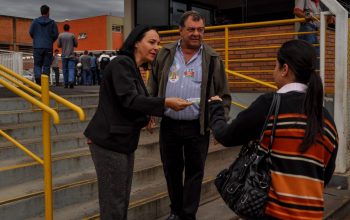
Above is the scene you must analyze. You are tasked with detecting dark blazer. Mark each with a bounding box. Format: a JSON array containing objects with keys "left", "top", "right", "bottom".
[{"left": 84, "top": 55, "right": 165, "bottom": 154}]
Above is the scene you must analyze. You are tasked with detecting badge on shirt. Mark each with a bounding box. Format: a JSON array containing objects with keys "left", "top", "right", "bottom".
[
  {"left": 169, "top": 63, "right": 180, "bottom": 83},
  {"left": 169, "top": 72, "right": 179, "bottom": 83},
  {"left": 184, "top": 68, "right": 195, "bottom": 78}
]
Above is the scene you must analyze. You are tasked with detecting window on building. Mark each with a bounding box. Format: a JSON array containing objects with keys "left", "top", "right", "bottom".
[
  {"left": 112, "top": 25, "right": 123, "bottom": 32},
  {"left": 0, "top": 44, "right": 10, "bottom": 51},
  {"left": 78, "top": 33, "right": 87, "bottom": 40},
  {"left": 18, "top": 45, "right": 33, "bottom": 53}
]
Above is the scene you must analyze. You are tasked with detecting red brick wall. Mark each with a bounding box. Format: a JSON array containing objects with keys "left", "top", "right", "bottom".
[
  {"left": 158, "top": 24, "right": 336, "bottom": 94},
  {"left": 112, "top": 32, "right": 123, "bottom": 50},
  {"left": 0, "top": 16, "right": 14, "bottom": 44},
  {"left": 325, "top": 29, "right": 335, "bottom": 94},
  {"left": 54, "top": 16, "right": 108, "bottom": 52},
  {"left": 15, "top": 18, "right": 32, "bottom": 44}
]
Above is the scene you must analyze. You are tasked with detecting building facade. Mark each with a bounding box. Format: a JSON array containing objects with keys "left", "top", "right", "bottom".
[{"left": 0, "top": 15, "right": 124, "bottom": 53}]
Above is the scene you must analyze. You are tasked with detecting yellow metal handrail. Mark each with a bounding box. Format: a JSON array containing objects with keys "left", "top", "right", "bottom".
[
  {"left": 159, "top": 18, "right": 306, "bottom": 34},
  {"left": 0, "top": 74, "right": 55, "bottom": 220},
  {"left": 0, "top": 64, "right": 87, "bottom": 220},
  {"left": 0, "top": 130, "right": 44, "bottom": 164},
  {"left": 0, "top": 65, "right": 85, "bottom": 121},
  {"left": 0, "top": 77, "right": 60, "bottom": 123},
  {"left": 226, "top": 69, "right": 277, "bottom": 90}
]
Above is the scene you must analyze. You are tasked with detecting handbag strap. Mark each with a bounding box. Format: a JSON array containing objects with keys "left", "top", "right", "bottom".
[{"left": 258, "top": 93, "right": 281, "bottom": 152}]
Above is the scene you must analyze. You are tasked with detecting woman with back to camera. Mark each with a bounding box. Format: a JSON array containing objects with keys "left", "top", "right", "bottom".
[
  {"left": 84, "top": 25, "right": 192, "bottom": 220},
  {"left": 209, "top": 40, "right": 338, "bottom": 219}
]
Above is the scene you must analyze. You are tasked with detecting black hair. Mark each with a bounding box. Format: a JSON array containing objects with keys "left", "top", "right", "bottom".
[
  {"left": 40, "top": 5, "right": 50, "bottom": 15},
  {"left": 277, "top": 39, "right": 323, "bottom": 152},
  {"left": 63, "top": 24, "right": 70, "bottom": 31},
  {"left": 179, "top": 11, "right": 205, "bottom": 27},
  {"left": 118, "top": 25, "right": 157, "bottom": 67}
]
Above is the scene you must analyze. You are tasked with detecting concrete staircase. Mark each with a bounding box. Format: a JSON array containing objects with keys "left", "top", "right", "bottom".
[{"left": 0, "top": 88, "right": 239, "bottom": 220}]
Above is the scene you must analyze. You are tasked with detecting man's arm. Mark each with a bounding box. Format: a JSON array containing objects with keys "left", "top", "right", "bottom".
[
  {"left": 213, "top": 57, "right": 231, "bottom": 119},
  {"left": 52, "top": 22, "right": 59, "bottom": 42},
  {"left": 57, "top": 35, "right": 62, "bottom": 48},
  {"left": 147, "top": 55, "right": 161, "bottom": 97},
  {"left": 29, "top": 22, "right": 34, "bottom": 39},
  {"left": 73, "top": 36, "right": 78, "bottom": 47},
  {"left": 294, "top": 0, "right": 315, "bottom": 22}
]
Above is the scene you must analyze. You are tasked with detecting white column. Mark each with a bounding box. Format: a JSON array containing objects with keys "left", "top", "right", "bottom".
[
  {"left": 124, "top": 0, "right": 135, "bottom": 39},
  {"left": 322, "top": 0, "right": 349, "bottom": 173}
]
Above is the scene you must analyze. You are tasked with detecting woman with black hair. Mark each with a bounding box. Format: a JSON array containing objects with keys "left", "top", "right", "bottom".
[
  {"left": 209, "top": 40, "right": 338, "bottom": 219},
  {"left": 84, "top": 25, "right": 192, "bottom": 220}
]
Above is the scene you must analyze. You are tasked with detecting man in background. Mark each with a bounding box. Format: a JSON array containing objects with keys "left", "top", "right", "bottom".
[
  {"left": 58, "top": 24, "right": 78, "bottom": 88},
  {"left": 98, "top": 51, "right": 110, "bottom": 81},
  {"left": 80, "top": 50, "right": 92, "bottom": 85},
  {"left": 29, "top": 4, "right": 58, "bottom": 85},
  {"left": 52, "top": 49, "right": 60, "bottom": 86},
  {"left": 89, "top": 52, "right": 98, "bottom": 85},
  {"left": 294, "top": 0, "right": 335, "bottom": 54}
]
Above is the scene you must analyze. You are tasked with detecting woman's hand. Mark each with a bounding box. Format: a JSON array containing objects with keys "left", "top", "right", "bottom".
[
  {"left": 146, "top": 116, "right": 156, "bottom": 133},
  {"left": 165, "top": 97, "right": 192, "bottom": 111},
  {"left": 209, "top": 96, "right": 223, "bottom": 102}
]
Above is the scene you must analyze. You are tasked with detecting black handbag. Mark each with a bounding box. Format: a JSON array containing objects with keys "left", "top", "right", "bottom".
[{"left": 215, "top": 93, "right": 281, "bottom": 218}]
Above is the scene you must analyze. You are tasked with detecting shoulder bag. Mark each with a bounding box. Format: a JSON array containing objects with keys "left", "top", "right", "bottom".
[{"left": 214, "top": 93, "right": 280, "bottom": 218}]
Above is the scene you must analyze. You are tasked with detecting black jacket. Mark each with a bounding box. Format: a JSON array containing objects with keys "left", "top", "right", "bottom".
[
  {"left": 84, "top": 55, "right": 165, "bottom": 154},
  {"left": 29, "top": 16, "right": 58, "bottom": 49}
]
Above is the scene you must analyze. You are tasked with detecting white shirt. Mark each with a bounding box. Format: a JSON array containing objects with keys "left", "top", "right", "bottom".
[
  {"left": 98, "top": 54, "right": 110, "bottom": 63},
  {"left": 277, "top": 82, "right": 308, "bottom": 94}
]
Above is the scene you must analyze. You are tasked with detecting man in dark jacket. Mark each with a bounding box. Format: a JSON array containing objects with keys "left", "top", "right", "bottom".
[
  {"left": 29, "top": 5, "right": 58, "bottom": 85},
  {"left": 148, "top": 11, "right": 231, "bottom": 220}
]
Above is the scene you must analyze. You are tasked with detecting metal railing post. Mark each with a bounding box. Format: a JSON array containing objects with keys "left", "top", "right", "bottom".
[
  {"left": 41, "top": 75, "right": 53, "bottom": 220},
  {"left": 224, "top": 27, "right": 229, "bottom": 71}
]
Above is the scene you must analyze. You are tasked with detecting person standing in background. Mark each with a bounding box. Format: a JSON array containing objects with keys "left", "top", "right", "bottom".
[
  {"left": 80, "top": 50, "right": 92, "bottom": 85},
  {"left": 89, "top": 52, "right": 98, "bottom": 85},
  {"left": 29, "top": 4, "right": 58, "bottom": 85},
  {"left": 98, "top": 51, "right": 110, "bottom": 81},
  {"left": 294, "top": 0, "right": 335, "bottom": 56},
  {"left": 52, "top": 49, "right": 60, "bottom": 86},
  {"left": 58, "top": 24, "right": 78, "bottom": 88}
]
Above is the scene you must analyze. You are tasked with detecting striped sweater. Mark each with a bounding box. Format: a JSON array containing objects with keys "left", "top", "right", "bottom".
[{"left": 209, "top": 92, "right": 338, "bottom": 220}]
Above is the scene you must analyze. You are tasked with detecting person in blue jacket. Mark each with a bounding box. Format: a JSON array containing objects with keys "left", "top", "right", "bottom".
[{"left": 29, "top": 5, "right": 58, "bottom": 85}]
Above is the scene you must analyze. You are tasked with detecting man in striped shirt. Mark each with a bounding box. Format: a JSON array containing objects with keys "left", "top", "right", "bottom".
[{"left": 148, "top": 11, "right": 231, "bottom": 220}]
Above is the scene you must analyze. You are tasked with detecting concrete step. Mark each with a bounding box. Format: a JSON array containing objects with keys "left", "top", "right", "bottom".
[
  {"left": 0, "top": 94, "right": 99, "bottom": 111},
  {"left": 80, "top": 146, "right": 239, "bottom": 220},
  {"left": 324, "top": 188, "right": 350, "bottom": 220},
  {"left": 0, "top": 128, "right": 161, "bottom": 189},
  {"left": 0, "top": 132, "right": 87, "bottom": 162},
  {"left": 0, "top": 104, "right": 97, "bottom": 125},
  {"left": 0, "top": 145, "right": 240, "bottom": 219},
  {"left": 0, "top": 148, "right": 94, "bottom": 188},
  {"left": 0, "top": 117, "right": 91, "bottom": 141},
  {"left": 195, "top": 197, "right": 238, "bottom": 220},
  {"left": 0, "top": 126, "right": 160, "bottom": 165}
]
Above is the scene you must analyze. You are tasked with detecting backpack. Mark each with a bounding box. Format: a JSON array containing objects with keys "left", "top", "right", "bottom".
[{"left": 100, "top": 56, "right": 110, "bottom": 70}]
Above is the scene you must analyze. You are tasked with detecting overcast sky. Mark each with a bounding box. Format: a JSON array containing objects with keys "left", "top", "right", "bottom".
[{"left": 0, "top": 0, "right": 124, "bottom": 21}]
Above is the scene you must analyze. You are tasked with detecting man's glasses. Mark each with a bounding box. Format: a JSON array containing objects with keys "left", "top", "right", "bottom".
[{"left": 185, "top": 27, "right": 205, "bottom": 33}]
